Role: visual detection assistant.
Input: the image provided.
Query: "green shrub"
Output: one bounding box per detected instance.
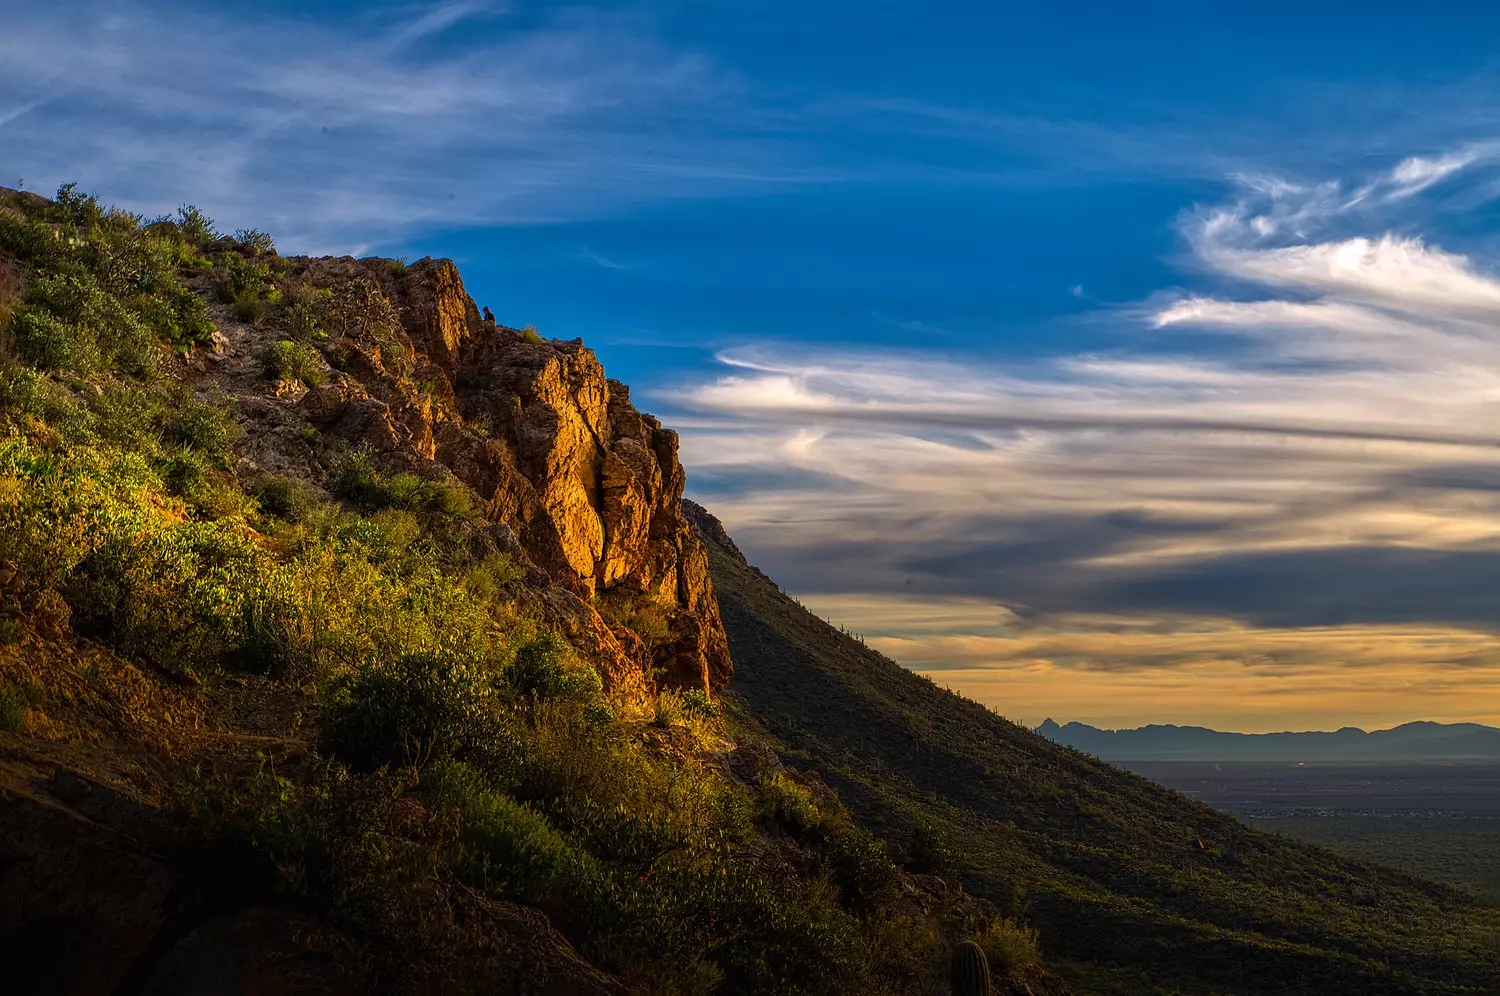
[318,652,507,773]
[212,252,273,304]
[651,689,684,728]
[14,272,159,375]
[506,633,601,702]
[821,824,899,910]
[426,760,597,905]
[259,339,326,387]
[680,687,718,719]
[176,205,217,245]
[53,183,103,229]
[234,228,276,255]
[333,452,478,524]
[333,449,387,511]
[164,396,238,458]
[280,302,325,343]
[233,291,276,326]
[760,772,822,837]
[0,683,28,732]
[248,474,318,522]
[906,819,954,875]
[518,323,544,344]
[976,918,1041,972]
[9,306,91,371]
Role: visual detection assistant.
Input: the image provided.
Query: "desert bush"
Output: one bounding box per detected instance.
[233,290,277,326]
[906,819,955,875]
[234,228,276,255]
[976,918,1041,972]
[248,473,319,522]
[760,772,823,837]
[609,592,673,649]
[212,252,273,304]
[279,302,325,343]
[821,824,900,911]
[0,683,29,732]
[52,182,104,229]
[318,652,508,773]
[259,339,326,386]
[333,451,478,525]
[164,394,238,458]
[14,272,157,375]
[9,306,92,371]
[176,204,217,245]
[506,633,601,703]
[680,687,718,719]
[518,323,544,344]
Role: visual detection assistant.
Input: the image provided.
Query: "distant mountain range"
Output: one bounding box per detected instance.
[1036,718,1500,761]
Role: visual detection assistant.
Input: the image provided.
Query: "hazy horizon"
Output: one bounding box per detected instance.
[10,1,1500,728]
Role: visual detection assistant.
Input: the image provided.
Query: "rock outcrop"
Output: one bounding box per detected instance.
[252,256,731,695]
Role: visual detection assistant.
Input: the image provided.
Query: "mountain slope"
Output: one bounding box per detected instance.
[0,184,1062,995]
[687,502,1500,995]
[1037,718,1500,761]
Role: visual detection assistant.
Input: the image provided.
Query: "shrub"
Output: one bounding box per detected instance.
[333,452,478,524]
[0,683,28,732]
[176,204,217,245]
[461,553,525,604]
[9,306,91,371]
[54,183,104,229]
[248,474,318,522]
[907,819,955,875]
[234,228,276,255]
[15,272,158,376]
[976,918,1041,972]
[280,302,325,343]
[822,824,899,910]
[506,633,601,703]
[680,687,718,720]
[164,396,238,458]
[651,689,684,728]
[426,760,597,906]
[518,324,544,344]
[609,592,673,649]
[259,339,326,387]
[760,772,822,837]
[318,652,507,773]
[233,291,276,326]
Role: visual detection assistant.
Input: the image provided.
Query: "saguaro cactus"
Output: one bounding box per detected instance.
[950,939,992,995]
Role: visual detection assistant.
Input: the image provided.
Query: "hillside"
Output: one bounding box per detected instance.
[0,185,1060,995]
[686,502,1500,995]
[1037,718,1500,762]
[2,181,1498,996]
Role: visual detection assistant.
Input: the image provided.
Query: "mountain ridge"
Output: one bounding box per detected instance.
[1037,717,1500,761]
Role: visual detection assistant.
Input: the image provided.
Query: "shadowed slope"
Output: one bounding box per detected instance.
[686,502,1500,995]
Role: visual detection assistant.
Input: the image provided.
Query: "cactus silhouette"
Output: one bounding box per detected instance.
[950,939,991,995]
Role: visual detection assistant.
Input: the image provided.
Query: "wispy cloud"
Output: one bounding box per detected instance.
[579,247,635,270]
[670,149,1500,726]
[0,1,780,251]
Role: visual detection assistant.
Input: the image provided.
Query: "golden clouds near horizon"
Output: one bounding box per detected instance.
[800,593,1500,732]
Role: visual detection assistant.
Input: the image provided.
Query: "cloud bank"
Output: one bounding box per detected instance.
[674,152,1500,729]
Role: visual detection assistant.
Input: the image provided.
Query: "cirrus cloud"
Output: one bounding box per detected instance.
[672,149,1500,728]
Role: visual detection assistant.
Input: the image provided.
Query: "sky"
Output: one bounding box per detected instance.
[10,2,1500,731]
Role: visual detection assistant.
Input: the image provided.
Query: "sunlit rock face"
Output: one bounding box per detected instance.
[287,255,731,695]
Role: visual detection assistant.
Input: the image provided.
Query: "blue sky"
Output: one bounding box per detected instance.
[11,1,1500,729]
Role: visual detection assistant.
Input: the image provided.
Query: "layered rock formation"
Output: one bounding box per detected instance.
[259,256,731,695]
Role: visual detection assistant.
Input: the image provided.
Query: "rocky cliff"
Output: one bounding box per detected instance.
[207,254,730,696]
